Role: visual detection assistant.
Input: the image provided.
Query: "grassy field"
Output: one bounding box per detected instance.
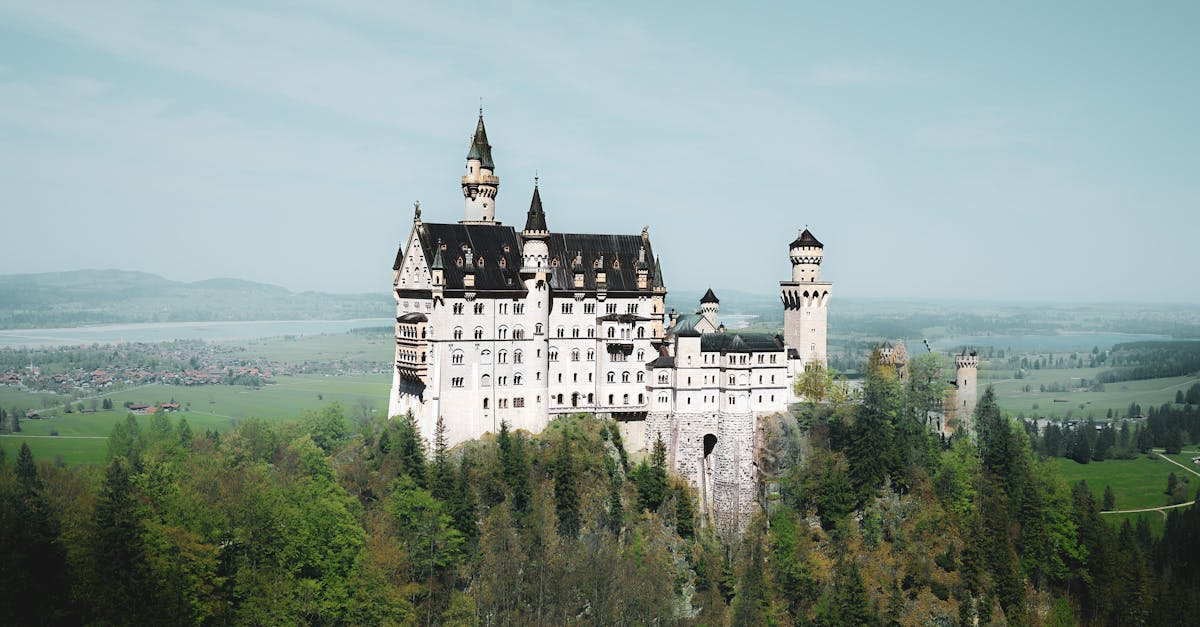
[986,364,1200,420]
[1048,454,1199,536]
[229,331,393,364]
[0,373,390,465]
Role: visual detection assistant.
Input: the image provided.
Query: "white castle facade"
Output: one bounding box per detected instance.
[390,114,833,535]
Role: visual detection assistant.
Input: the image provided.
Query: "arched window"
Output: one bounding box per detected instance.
[453,327,463,340]
[481,350,491,364]
[587,327,595,338]
[535,323,543,335]
[608,394,614,405]
[549,349,558,361]
[658,373,668,384]
[513,326,524,339]
[498,350,507,364]
[571,349,580,361]
[483,398,489,409]
[636,371,644,383]
[498,326,508,340]
[513,350,523,364]
[586,349,595,361]
[556,394,564,404]
[587,393,594,403]
[637,393,644,404]
[623,394,629,405]
[481,374,491,386]
[637,349,644,361]
[607,327,615,338]
[514,373,523,385]
[607,372,615,383]
[557,327,565,338]
[452,350,464,365]
[474,327,484,340]
[621,372,630,383]
[637,327,645,339]
[572,327,580,338]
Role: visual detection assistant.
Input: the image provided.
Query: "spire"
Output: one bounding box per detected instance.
[524,180,548,232]
[700,288,720,304]
[466,113,495,170]
[790,228,823,249]
[431,238,444,270]
[652,256,664,288]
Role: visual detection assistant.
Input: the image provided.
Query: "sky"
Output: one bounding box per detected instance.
[1,1,1196,301]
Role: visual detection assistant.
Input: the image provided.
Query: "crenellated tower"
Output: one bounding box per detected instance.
[953,349,979,432]
[462,111,499,223]
[780,228,832,385]
[521,181,550,272]
[700,288,720,329]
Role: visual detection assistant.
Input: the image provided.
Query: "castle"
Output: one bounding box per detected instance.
[389,113,953,535]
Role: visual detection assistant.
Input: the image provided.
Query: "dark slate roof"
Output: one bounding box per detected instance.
[545,233,658,293]
[597,313,654,323]
[647,355,675,368]
[790,228,823,248]
[397,313,428,323]
[652,256,665,288]
[412,223,525,292]
[700,288,719,304]
[431,239,444,270]
[701,333,785,353]
[466,114,495,170]
[524,185,548,232]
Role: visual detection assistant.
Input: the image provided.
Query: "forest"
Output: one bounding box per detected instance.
[3,352,1200,625]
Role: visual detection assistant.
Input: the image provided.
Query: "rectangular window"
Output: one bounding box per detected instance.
[584,303,596,314]
[499,303,508,314]
[606,303,617,314]
[514,303,525,314]
[514,397,525,408]
[561,303,573,314]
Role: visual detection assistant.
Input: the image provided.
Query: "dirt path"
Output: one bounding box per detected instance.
[1101,501,1194,515]
[1153,449,1200,479]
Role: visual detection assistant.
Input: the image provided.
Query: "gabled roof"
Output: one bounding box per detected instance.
[466,114,495,170]
[524,185,548,232]
[700,288,719,304]
[545,233,659,293]
[790,228,823,248]
[412,223,524,292]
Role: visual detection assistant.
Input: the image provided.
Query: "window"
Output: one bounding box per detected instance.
[586,349,595,361]
[561,303,573,314]
[474,303,484,315]
[572,327,580,338]
[483,398,489,409]
[584,303,596,314]
[481,374,491,387]
[481,350,491,363]
[498,303,508,314]
[557,373,562,382]
[557,327,565,338]
[474,327,484,340]
[452,377,464,388]
[658,373,668,384]
[623,394,629,405]
[498,350,507,364]
[498,326,508,339]
[556,394,563,404]
[587,327,595,338]
[513,326,525,339]
[514,350,523,364]
[606,303,617,314]
[637,372,644,383]
[549,349,558,361]
[514,397,525,408]
[453,303,464,315]
[453,327,463,340]
[514,303,524,314]
[771,375,775,384]
[637,393,644,404]
[607,327,616,338]
[637,349,644,361]
[608,394,614,405]
[498,376,507,386]
[607,372,615,383]
[452,350,464,365]
[499,398,508,408]
[770,354,777,363]
[571,349,580,362]
[621,372,630,383]
[535,323,543,335]
[637,327,645,338]
[514,373,523,385]
[626,303,637,314]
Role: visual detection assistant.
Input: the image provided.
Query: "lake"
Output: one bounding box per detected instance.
[0,318,394,348]
[926,331,1177,353]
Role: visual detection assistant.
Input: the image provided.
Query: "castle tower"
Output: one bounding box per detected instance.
[461,111,499,223]
[780,228,832,379]
[700,288,720,329]
[521,182,550,272]
[954,348,979,431]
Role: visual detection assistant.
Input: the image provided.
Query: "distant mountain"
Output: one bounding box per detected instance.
[0,270,391,329]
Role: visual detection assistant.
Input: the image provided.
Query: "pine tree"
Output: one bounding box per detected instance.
[430,415,452,500]
[553,430,580,537]
[90,457,150,624]
[395,411,426,485]
[497,421,531,514]
[1103,485,1116,511]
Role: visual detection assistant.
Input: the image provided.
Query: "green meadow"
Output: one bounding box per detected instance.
[0,373,390,465]
[1049,454,1199,536]
[986,364,1200,420]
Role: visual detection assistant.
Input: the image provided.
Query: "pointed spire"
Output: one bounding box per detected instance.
[431,238,444,270]
[466,112,495,170]
[524,179,548,232]
[700,287,720,304]
[790,228,823,248]
[652,256,664,288]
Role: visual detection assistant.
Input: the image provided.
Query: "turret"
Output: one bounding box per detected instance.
[954,349,979,429]
[635,243,650,289]
[789,228,824,282]
[700,288,719,329]
[521,181,550,273]
[462,111,499,223]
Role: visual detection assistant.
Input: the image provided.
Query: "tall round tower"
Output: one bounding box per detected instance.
[780,228,832,381]
[462,111,499,223]
[954,349,979,431]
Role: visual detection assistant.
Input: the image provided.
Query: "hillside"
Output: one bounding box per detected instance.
[0,270,391,328]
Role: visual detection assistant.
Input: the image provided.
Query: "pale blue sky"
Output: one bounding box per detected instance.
[1,1,1196,301]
